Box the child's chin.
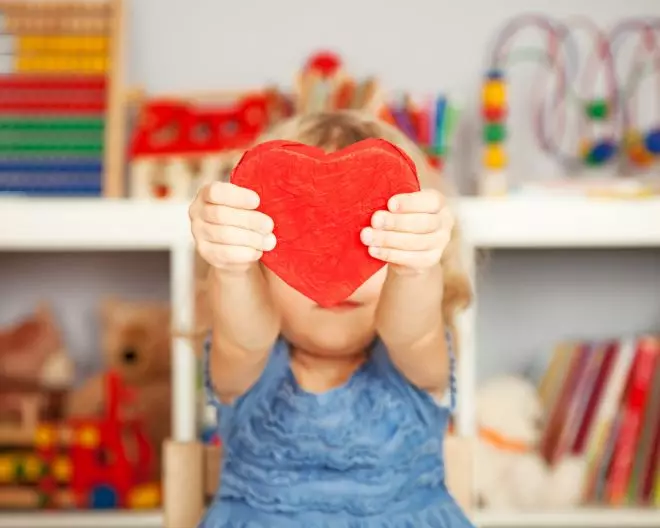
[306,329,376,357]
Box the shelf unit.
[1,196,659,528]
[0,198,196,528]
[474,508,660,528]
[0,511,162,528]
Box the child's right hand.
[190,182,276,273]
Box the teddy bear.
[64,298,172,479]
[0,303,75,424]
[474,375,587,511]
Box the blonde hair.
[259,110,472,338]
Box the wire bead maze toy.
[479,14,627,196]
[609,18,660,173]
[0,0,126,197]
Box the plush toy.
[475,375,586,511]
[65,298,172,479]
[0,303,74,423]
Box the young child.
[189,110,473,527]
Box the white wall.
[128,0,660,188]
[3,0,660,380]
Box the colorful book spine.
[606,337,659,505]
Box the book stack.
[538,336,659,507]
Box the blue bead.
[486,69,504,80]
[644,128,660,154]
[90,484,118,509]
[589,140,617,164]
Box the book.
[626,356,660,504]
[606,337,659,505]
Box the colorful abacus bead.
[584,139,617,166]
[644,128,660,155]
[483,144,507,170]
[624,130,654,167]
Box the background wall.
[2,0,660,380]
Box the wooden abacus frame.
[0,0,127,197]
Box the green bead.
[586,99,609,121]
[483,122,506,144]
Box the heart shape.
[230,138,420,307]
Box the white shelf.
[459,196,660,248]
[474,508,660,527]
[0,198,191,250]
[0,510,162,528]
[2,196,659,250]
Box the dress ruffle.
[202,337,473,528]
[199,493,475,527]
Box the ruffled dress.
[199,336,475,528]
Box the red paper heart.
[230,138,420,307]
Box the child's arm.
[375,265,448,395]
[190,183,280,403]
[208,265,281,402]
[361,189,453,396]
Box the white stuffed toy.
[475,375,586,511]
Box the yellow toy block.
[483,144,507,170]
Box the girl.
[189,111,473,527]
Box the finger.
[371,210,442,234]
[389,189,444,214]
[201,205,274,234]
[368,246,443,268]
[361,227,442,251]
[204,182,260,210]
[198,240,263,265]
[197,223,276,251]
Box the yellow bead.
[77,425,100,448]
[52,456,72,482]
[128,483,161,509]
[483,144,507,169]
[482,80,506,109]
[35,425,56,449]
[0,456,14,483]
[579,138,591,158]
[22,455,42,481]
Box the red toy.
[230,138,420,307]
[33,371,156,509]
[129,94,273,158]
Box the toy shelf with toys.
[1,195,660,528]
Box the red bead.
[483,105,507,122]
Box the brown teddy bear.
[0,303,75,424]
[65,298,172,480]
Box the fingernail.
[361,227,373,245]
[388,197,399,212]
[372,211,386,229]
[368,246,380,257]
[250,193,260,208]
[263,234,276,251]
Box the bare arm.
[190,182,280,403]
[208,265,280,403]
[362,189,454,395]
[376,264,449,395]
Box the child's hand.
[190,182,276,273]
[360,189,453,274]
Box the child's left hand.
[360,189,453,274]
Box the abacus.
[0,0,125,197]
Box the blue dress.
[199,335,475,528]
